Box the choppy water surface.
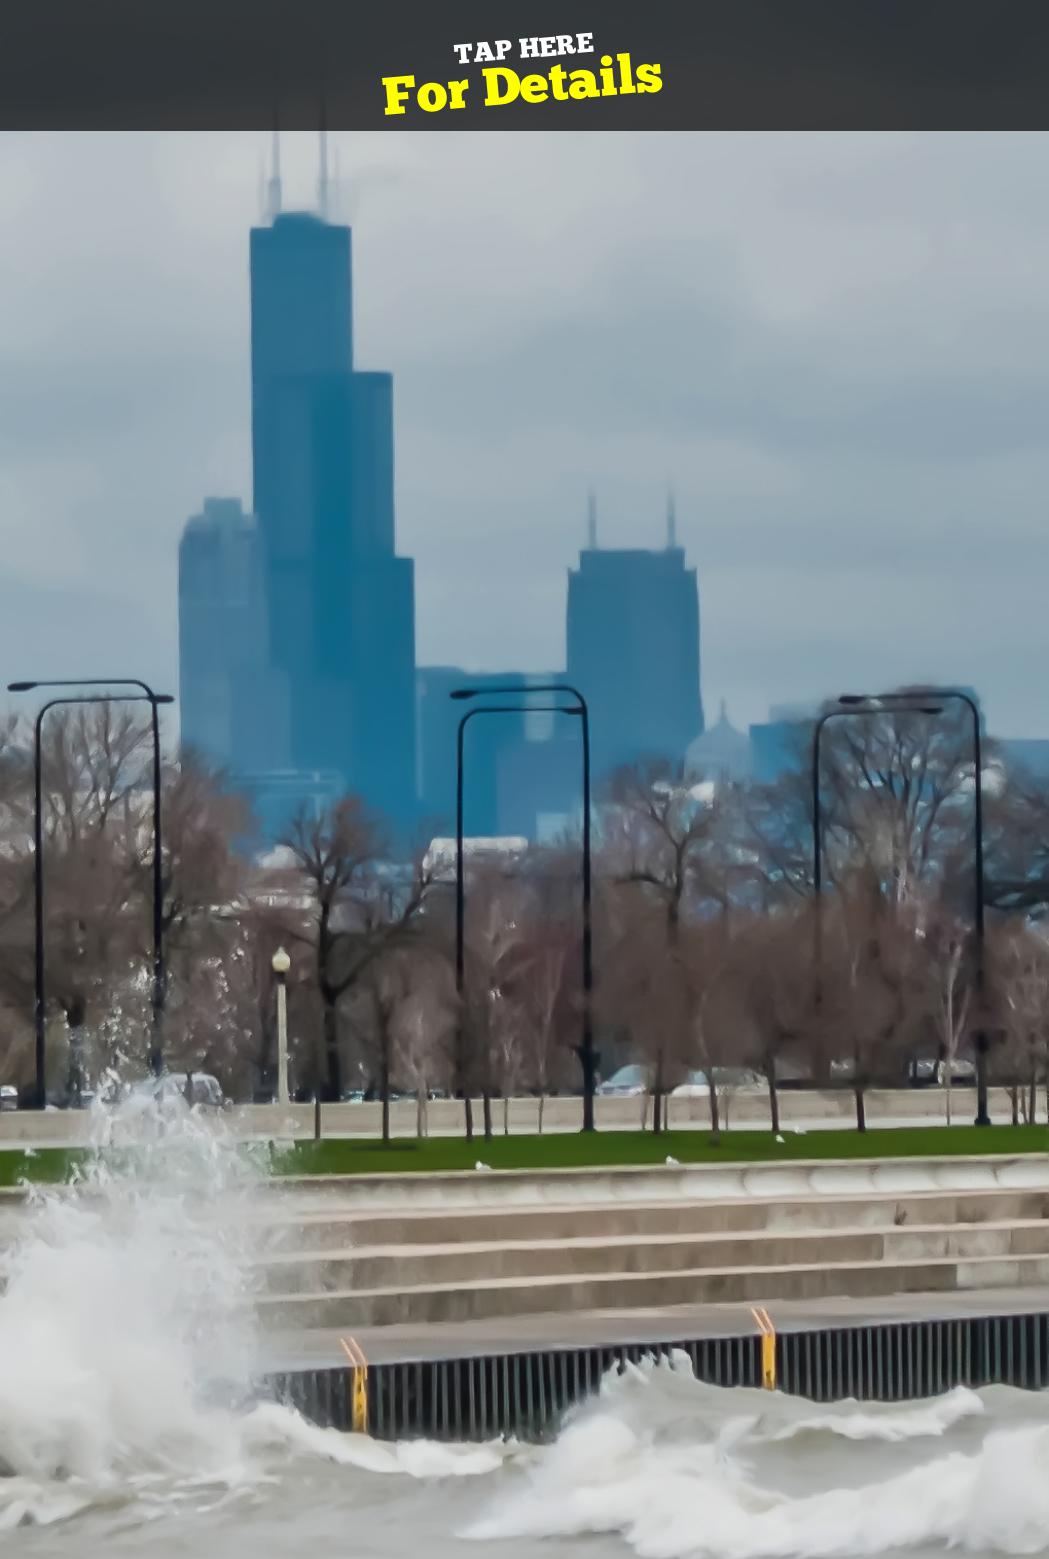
[0,1101,1046,1559]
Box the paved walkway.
[0,1086,1024,1148]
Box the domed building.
[685,700,751,784]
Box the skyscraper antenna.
[587,490,598,550]
[267,110,283,222]
[666,487,677,549]
[318,99,330,219]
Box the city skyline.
[2,132,1049,738]
[180,158,706,832]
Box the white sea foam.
[466,1351,1049,1558]
[770,1384,985,1442]
[0,1095,514,1529]
[0,1095,272,1519]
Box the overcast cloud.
[1,130,1048,737]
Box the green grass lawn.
[277,1124,1049,1178]
[0,1124,1046,1189]
[0,1148,90,1188]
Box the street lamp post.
[271,946,291,1108]
[9,678,174,1078]
[453,702,582,1140]
[8,689,172,1110]
[840,689,989,1126]
[451,685,596,1129]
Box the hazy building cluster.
[177,139,1049,848]
[178,140,706,843]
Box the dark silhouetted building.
[566,499,703,783]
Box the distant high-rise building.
[749,702,819,783]
[178,498,277,769]
[416,667,575,838]
[495,732,581,841]
[179,140,417,835]
[566,496,703,782]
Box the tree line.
[2,697,1049,1136]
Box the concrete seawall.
[265,1301,1049,1440]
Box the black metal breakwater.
[261,1309,1049,1441]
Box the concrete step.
[251,1188,1049,1254]
[254,1250,1049,1329]
[257,1154,1049,1215]
[254,1219,1049,1294]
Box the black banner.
[4,0,1049,129]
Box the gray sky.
[1,131,1048,738]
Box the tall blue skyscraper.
[179,140,417,835]
[566,496,704,782]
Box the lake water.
[0,1100,1044,1558]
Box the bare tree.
[600,763,733,1129]
[674,918,737,1143]
[927,924,972,1127]
[393,958,456,1137]
[598,894,690,1135]
[283,798,432,1100]
[727,908,817,1132]
[9,704,156,1093]
[510,920,573,1133]
[819,876,928,1130]
[460,864,536,1140]
[602,761,730,932]
[988,922,1049,1125]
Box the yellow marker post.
[750,1306,776,1390]
[339,1336,369,1433]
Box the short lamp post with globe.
[271,946,291,1110]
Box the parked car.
[937,1057,977,1086]
[909,1058,940,1087]
[596,1064,649,1097]
[671,1068,762,1098]
[0,1085,17,1112]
